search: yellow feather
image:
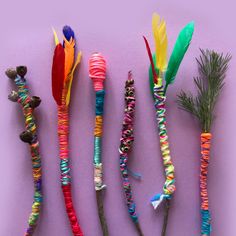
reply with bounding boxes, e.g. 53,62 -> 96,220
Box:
152,13 -> 168,73
66,51 -> 82,106
52,28 -> 59,45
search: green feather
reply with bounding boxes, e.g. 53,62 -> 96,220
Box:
164,21 -> 195,94
149,54 -> 159,98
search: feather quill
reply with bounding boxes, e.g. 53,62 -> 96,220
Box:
164,22 -> 194,93
52,43 -> 65,105
152,13 -> 168,73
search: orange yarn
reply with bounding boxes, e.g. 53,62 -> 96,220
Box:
94,116 -> 103,137
200,133 -> 212,210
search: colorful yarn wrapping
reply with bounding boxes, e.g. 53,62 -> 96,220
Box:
89,53 -> 106,91
119,73 -> 138,223
93,90 -> 106,190
52,26 -> 83,236
7,68 -> 42,236
89,53 -> 106,190
89,53 -> 109,236
119,72 -> 144,236
200,133 -> 212,235
150,85 -> 176,209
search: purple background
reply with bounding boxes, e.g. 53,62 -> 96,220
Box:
0,0 -> 235,235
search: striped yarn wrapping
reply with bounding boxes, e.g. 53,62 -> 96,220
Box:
150,85 -> 176,209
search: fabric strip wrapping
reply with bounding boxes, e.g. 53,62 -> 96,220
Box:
150,85 -> 176,209
119,77 -> 139,223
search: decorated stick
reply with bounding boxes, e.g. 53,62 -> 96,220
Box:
6,66 -> 42,236
177,49 -> 231,236
119,72 -> 144,236
89,53 -> 109,236
143,13 -> 194,236
51,26 -> 83,236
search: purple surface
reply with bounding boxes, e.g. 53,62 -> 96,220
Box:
0,0 -> 235,235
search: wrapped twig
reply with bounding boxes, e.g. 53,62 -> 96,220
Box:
119,72 -> 144,236
51,26 -> 83,236
143,12 -> 194,235
89,53 -> 109,236
177,49 -> 231,235
6,66 -> 42,236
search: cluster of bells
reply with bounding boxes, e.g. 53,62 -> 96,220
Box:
6,66 -> 41,144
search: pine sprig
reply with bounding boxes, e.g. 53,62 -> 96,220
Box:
177,49 -> 231,132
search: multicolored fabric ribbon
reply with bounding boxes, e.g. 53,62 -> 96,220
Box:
119,72 -> 144,236
51,26 -> 83,236
6,66 -> 42,236
150,85 -> 175,209
89,53 -> 109,236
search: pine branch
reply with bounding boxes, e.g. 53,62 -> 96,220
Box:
177,91 -> 198,117
177,49 -> 231,132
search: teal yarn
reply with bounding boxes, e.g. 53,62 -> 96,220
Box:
201,210 -> 212,235
95,90 -> 105,115
94,137 -> 102,164
60,159 -> 71,185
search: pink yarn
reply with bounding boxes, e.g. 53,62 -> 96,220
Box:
89,53 -> 106,91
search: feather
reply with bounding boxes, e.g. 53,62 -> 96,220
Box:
52,28 -> 59,45
149,54 -> 159,97
66,51 -> 82,106
143,36 -> 158,84
152,13 -> 168,72
52,44 -> 65,105
64,37 -> 75,82
164,22 -> 194,93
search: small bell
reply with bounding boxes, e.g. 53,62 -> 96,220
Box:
16,66 -> 27,77
29,96 -> 41,108
8,91 -> 19,102
19,130 -> 33,143
5,68 -> 17,80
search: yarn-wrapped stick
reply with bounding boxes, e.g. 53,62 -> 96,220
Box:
6,66 -> 42,236
89,52 -> 109,236
177,49 -> 231,235
119,72 -> 144,236
51,26 -> 83,236
143,12 -> 195,236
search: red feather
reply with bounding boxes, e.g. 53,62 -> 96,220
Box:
52,44 -> 65,105
143,36 -> 158,84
